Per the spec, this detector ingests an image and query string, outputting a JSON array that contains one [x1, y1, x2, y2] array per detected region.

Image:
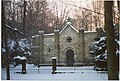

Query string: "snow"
[[117, 40, 120, 45], [115, 39, 120, 45], [6, 24, 18, 31], [2, 48, 6, 52], [24, 51, 31, 56], [84, 31, 96, 33], [18, 39, 30, 51], [93, 41, 99, 44], [69, 24, 79, 33], [14, 28, 17, 31], [98, 47, 102, 50], [89, 50, 94, 54], [5, 24, 24, 35], [54, 30, 59, 32], [66, 21, 72, 25], [14, 56, 27, 60], [1, 64, 111, 80], [44, 33, 54, 36], [38, 31, 44, 33], [51, 57, 57, 60], [21, 57, 27, 60], [3, 39, 30, 52], [8, 39, 16, 51], [102, 53, 107, 60], [93, 37, 106, 45], [59, 23, 78, 34], [94, 53, 107, 61], [31, 46, 39, 48], [32, 36, 35, 38], [100, 37, 106, 41], [32, 35, 39, 38], [94, 55, 101, 61], [116, 49, 120, 54], [79, 28, 84, 30]]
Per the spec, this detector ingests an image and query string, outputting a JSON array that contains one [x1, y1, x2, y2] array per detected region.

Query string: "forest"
[[1, 0, 120, 80]]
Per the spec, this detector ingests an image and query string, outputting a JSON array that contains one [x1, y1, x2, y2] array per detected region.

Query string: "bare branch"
[[59, 0, 104, 15]]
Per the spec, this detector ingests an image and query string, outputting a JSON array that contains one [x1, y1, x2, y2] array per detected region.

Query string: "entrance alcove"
[[66, 49, 74, 66]]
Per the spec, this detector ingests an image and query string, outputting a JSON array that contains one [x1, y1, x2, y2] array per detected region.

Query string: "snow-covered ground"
[[1, 64, 117, 80]]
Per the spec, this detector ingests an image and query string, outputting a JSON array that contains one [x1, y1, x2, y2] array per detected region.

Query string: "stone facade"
[[31, 21, 97, 65]]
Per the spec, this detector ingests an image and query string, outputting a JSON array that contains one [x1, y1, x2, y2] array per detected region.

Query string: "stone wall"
[[38, 31, 44, 63], [31, 27, 97, 64], [84, 31, 97, 62], [54, 30, 60, 63], [44, 33, 55, 63]]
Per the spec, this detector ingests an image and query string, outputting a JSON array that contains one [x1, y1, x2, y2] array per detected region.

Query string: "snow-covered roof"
[[44, 33, 54, 36], [59, 23, 78, 34], [54, 30, 59, 32], [31, 46, 39, 48], [51, 57, 57, 60], [38, 31, 44, 33], [84, 31, 96, 33], [32, 33, 54, 37], [32, 35, 39, 38]]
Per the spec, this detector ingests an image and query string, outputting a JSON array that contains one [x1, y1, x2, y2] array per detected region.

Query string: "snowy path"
[[1, 64, 108, 80]]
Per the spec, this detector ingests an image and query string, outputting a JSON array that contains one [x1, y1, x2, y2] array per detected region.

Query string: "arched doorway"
[[66, 49, 74, 66]]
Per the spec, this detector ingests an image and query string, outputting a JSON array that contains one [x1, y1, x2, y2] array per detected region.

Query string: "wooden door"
[[66, 49, 74, 66]]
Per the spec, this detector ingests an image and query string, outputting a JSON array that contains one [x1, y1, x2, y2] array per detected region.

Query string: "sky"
[[47, 0, 92, 18], [6, 0, 93, 18], [47, 0, 92, 8]]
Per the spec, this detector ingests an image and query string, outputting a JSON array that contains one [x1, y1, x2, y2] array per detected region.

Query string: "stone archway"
[[66, 49, 74, 66]]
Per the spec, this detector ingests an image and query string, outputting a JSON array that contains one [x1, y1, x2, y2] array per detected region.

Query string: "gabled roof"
[[44, 33, 54, 36], [59, 22, 78, 34]]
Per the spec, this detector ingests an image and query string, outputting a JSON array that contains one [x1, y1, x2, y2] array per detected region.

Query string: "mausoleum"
[[31, 18, 97, 66]]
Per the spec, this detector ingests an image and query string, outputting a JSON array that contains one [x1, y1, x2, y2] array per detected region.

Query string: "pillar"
[[38, 31, 44, 64], [78, 28, 85, 62], [52, 57, 57, 74], [54, 30, 60, 63], [21, 60, 26, 74]]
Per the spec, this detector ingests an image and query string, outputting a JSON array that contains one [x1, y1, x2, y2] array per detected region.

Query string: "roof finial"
[[66, 17, 72, 25], [67, 17, 71, 22]]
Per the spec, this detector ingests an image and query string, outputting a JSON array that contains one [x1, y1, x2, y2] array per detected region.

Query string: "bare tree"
[[92, 1, 104, 28], [74, 7, 93, 31], [51, 0, 72, 30], [2, 0, 10, 80]]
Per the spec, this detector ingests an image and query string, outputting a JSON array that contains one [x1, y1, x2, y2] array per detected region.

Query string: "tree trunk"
[[118, 1, 120, 13], [2, 1, 10, 80], [117, 0, 120, 74], [104, 1, 119, 80], [23, 0, 27, 37]]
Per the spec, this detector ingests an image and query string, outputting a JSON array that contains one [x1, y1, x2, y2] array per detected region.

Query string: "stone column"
[[52, 57, 57, 74], [78, 28, 85, 62], [96, 27, 105, 37], [38, 31, 44, 64], [54, 30, 60, 63], [21, 60, 27, 74]]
